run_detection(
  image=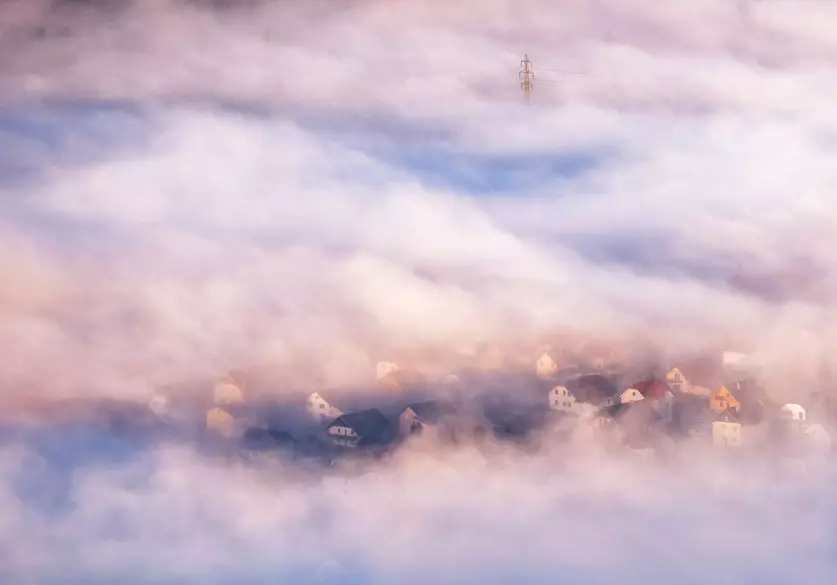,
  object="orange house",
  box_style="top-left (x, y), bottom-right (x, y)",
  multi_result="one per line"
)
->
top-left (708, 385), bottom-right (741, 414)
